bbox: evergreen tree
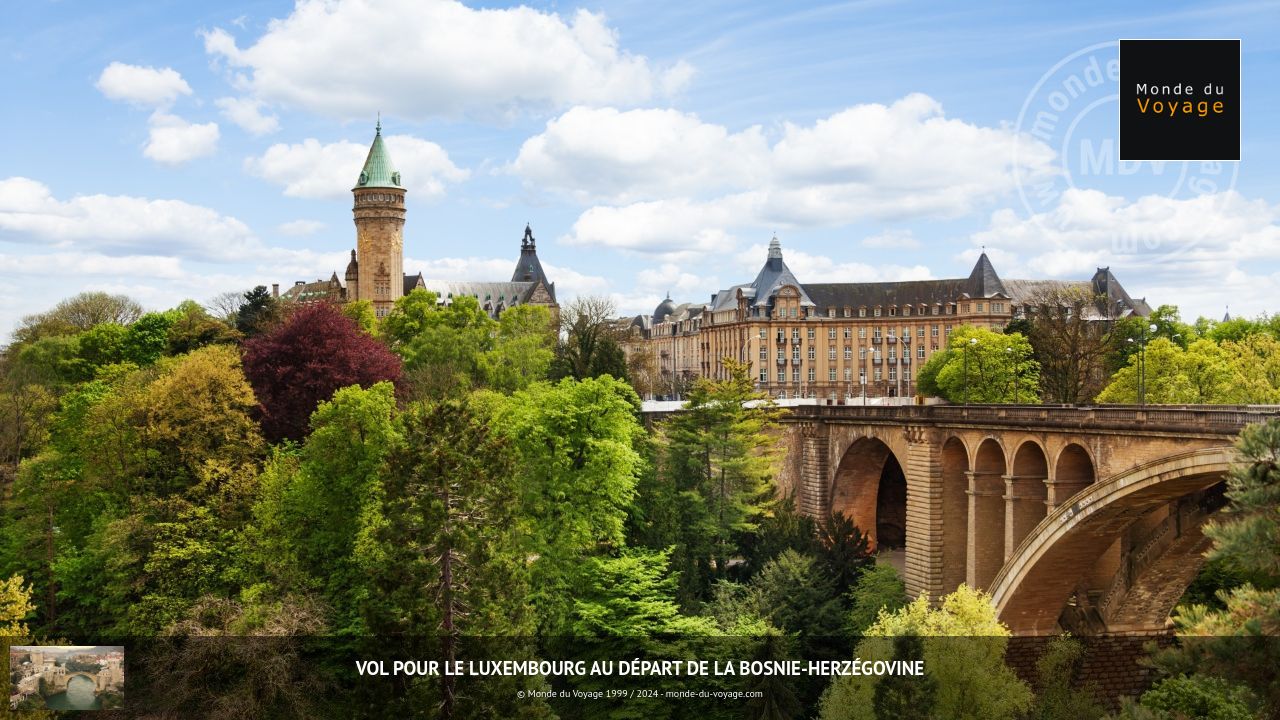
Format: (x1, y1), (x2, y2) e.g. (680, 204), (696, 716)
(235, 285), (278, 336)
(814, 512), (874, 597)
(744, 629), (804, 720)
(871, 635), (936, 720)
(1154, 419), (1280, 715)
(661, 359), (782, 606)
(366, 399), (534, 719)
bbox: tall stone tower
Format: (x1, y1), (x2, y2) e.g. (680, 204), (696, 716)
(351, 121), (406, 317)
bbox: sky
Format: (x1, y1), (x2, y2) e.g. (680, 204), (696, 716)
(2, 0), (1279, 340)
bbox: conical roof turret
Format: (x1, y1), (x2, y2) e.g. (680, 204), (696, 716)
(353, 120), (403, 190)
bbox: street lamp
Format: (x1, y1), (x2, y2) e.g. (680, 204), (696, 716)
(1006, 346), (1017, 404)
(963, 337), (978, 404)
(1129, 323), (1158, 405)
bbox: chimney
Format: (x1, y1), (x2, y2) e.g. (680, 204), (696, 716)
(272, 283), (279, 298)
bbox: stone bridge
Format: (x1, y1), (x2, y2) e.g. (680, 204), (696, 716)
(651, 403), (1279, 636)
(49, 669), (110, 693)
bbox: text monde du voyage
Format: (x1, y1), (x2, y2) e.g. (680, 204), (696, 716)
(1134, 82), (1228, 118)
(355, 658), (926, 678)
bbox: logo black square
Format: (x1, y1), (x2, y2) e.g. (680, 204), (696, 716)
(1119, 39), (1240, 161)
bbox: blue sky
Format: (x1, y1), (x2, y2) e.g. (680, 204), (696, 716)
(2, 0), (1278, 339)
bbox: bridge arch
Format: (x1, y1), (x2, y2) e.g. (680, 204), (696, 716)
(940, 436), (969, 593)
(1007, 441), (1049, 560)
(1050, 443), (1096, 508)
(830, 436), (907, 553)
(969, 437), (1007, 589)
(990, 447), (1235, 635)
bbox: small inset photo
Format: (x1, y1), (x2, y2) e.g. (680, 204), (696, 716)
(8, 645), (125, 712)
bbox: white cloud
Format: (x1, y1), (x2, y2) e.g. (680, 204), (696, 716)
(529, 95), (1056, 256)
(246, 134), (468, 199)
(0, 252), (186, 279)
(144, 112), (220, 164)
(406, 255), (513, 281)
(861, 229), (920, 250)
(215, 96), (279, 135)
(202, 0), (691, 120)
(276, 219), (325, 236)
(969, 188), (1280, 320)
(510, 106), (767, 204)
(565, 195), (758, 260)
(96, 62), (192, 107)
(734, 242), (934, 284)
(635, 263), (718, 299)
(0, 176), (255, 261)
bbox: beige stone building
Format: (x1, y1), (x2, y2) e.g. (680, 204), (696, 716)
(620, 237), (1149, 400)
(277, 123), (558, 320)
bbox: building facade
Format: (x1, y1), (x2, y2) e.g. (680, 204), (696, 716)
(277, 122), (558, 320)
(621, 237), (1150, 401)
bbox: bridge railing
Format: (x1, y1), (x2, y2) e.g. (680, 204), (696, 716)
(782, 403), (1280, 433)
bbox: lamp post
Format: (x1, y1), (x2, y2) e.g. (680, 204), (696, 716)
(1128, 323), (1159, 405)
(963, 337), (978, 404)
(1006, 346), (1017, 404)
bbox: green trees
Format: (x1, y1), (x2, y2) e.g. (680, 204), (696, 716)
(917, 326), (1038, 403)
(1, 345), (267, 635)
(479, 304), (556, 393)
(1015, 285), (1123, 403)
(819, 585), (1032, 720)
(845, 565), (907, 637)
(0, 574), (34, 634)
(235, 285), (279, 336)
(1145, 419), (1280, 717)
(1096, 336), (1280, 404)
(571, 548), (712, 637)
(660, 359), (782, 605)
(1119, 675), (1259, 720)
(550, 295), (630, 382)
(244, 383), (399, 634)
(487, 376), (645, 633)
(381, 288), (555, 398)
(13, 291), (143, 344)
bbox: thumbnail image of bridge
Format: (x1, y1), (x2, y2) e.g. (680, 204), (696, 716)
(646, 403), (1277, 636)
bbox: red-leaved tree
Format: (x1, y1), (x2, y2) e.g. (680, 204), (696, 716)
(242, 302), (401, 442)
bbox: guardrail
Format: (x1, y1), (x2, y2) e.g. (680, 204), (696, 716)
(780, 404), (1280, 434)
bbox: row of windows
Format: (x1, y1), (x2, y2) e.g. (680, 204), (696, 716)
(759, 345), (934, 360)
(757, 368), (912, 383)
(771, 301), (1007, 320)
(760, 326), (951, 340)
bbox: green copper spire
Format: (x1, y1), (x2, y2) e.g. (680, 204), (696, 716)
(354, 120), (403, 190)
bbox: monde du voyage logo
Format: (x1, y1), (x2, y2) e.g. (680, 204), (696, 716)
(1120, 39), (1241, 161)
